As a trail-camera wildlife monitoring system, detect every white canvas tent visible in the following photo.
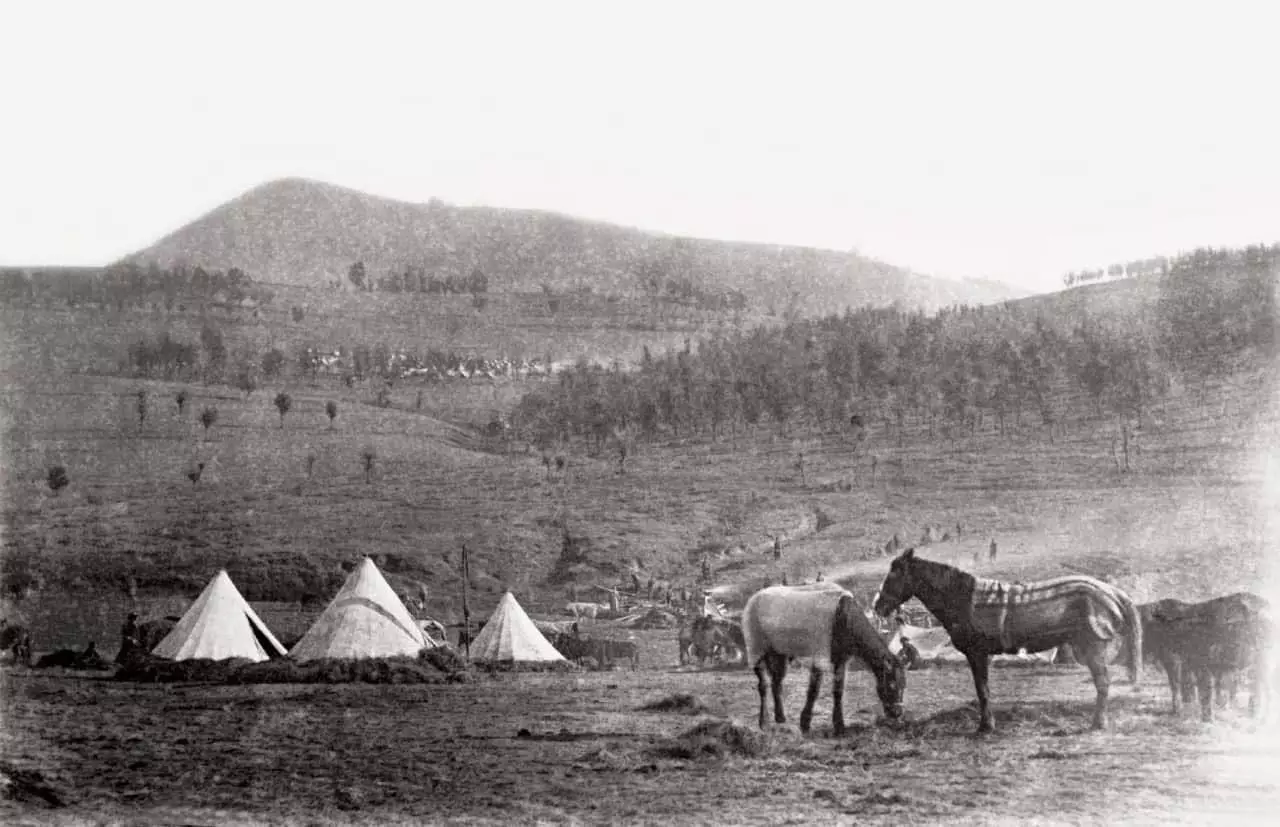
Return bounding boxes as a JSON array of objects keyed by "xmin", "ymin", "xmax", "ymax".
[
  {"xmin": 469, "ymin": 592, "xmax": 566, "ymax": 663},
  {"xmin": 152, "ymin": 570, "xmax": 287, "ymax": 662},
  {"xmin": 290, "ymin": 557, "xmax": 431, "ymax": 661},
  {"xmin": 887, "ymin": 623, "xmax": 1057, "ymax": 666}
]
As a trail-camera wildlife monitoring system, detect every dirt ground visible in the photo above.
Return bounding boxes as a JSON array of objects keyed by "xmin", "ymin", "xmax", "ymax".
[{"xmin": 3, "ymin": 628, "xmax": 1279, "ymax": 827}]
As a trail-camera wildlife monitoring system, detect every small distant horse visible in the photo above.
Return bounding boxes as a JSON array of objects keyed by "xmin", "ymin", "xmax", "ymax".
[
  {"xmin": 874, "ymin": 548, "xmax": 1141, "ymax": 733},
  {"xmin": 565, "ymin": 602, "xmax": 606, "ymax": 621},
  {"xmin": 1, "ymin": 619, "xmax": 33, "ymax": 666},
  {"xmin": 743, "ymin": 582, "xmax": 906, "ymax": 736},
  {"xmin": 1142, "ymin": 592, "xmax": 1272, "ymax": 721}
]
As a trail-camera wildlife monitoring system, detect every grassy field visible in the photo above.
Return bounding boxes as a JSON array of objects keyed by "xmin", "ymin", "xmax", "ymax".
[
  {"xmin": 4, "ymin": 637, "xmax": 1280, "ymax": 825},
  {"xmin": 2, "ymin": 306, "xmax": 1278, "ymax": 639},
  {"xmin": 2, "ymin": 280, "xmax": 1279, "ymax": 823}
]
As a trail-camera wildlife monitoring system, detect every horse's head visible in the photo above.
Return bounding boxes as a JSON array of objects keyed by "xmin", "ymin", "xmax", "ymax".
[
  {"xmin": 874, "ymin": 548, "xmax": 918, "ymax": 617},
  {"xmin": 875, "ymin": 651, "xmax": 907, "ymax": 720}
]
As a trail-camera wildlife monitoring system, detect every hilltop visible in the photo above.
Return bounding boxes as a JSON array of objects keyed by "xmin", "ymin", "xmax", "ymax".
[{"xmin": 122, "ymin": 178, "xmax": 1023, "ymax": 315}]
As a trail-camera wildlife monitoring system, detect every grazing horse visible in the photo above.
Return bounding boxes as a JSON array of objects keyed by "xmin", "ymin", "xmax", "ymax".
[
  {"xmin": 0, "ymin": 620, "xmax": 33, "ymax": 666},
  {"xmin": 874, "ymin": 548, "xmax": 1141, "ymax": 733},
  {"xmin": 743, "ymin": 582, "xmax": 906, "ymax": 736},
  {"xmin": 1142, "ymin": 592, "xmax": 1272, "ymax": 721}
]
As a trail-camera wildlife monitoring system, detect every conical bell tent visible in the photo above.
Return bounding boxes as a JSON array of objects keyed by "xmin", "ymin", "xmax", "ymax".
[
  {"xmin": 469, "ymin": 591, "xmax": 566, "ymax": 663},
  {"xmin": 152, "ymin": 570, "xmax": 288, "ymax": 662},
  {"xmin": 290, "ymin": 557, "xmax": 430, "ymax": 661}
]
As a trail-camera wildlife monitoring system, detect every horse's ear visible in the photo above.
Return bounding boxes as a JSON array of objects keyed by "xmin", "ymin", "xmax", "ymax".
[{"xmin": 902, "ymin": 547, "xmax": 915, "ymax": 559}]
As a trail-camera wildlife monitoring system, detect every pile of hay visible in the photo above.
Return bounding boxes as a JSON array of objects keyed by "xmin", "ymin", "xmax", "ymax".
[
  {"xmin": 649, "ymin": 719, "xmax": 776, "ymax": 760},
  {"xmin": 115, "ymin": 653, "xmax": 468, "ymax": 684},
  {"xmin": 638, "ymin": 693, "xmax": 714, "ymax": 715}
]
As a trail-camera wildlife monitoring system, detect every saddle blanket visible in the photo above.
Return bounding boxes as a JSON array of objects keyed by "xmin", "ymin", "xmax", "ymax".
[{"xmin": 970, "ymin": 575, "xmax": 1125, "ymax": 649}]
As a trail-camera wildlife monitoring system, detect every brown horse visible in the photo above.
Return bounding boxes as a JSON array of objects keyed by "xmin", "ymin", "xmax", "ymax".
[
  {"xmin": 1142, "ymin": 592, "xmax": 1272, "ymax": 721},
  {"xmin": 874, "ymin": 548, "xmax": 1141, "ymax": 733},
  {"xmin": 0, "ymin": 619, "xmax": 33, "ymax": 666},
  {"xmin": 743, "ymin": 583, "xmax": 906, "ymax": 736}
]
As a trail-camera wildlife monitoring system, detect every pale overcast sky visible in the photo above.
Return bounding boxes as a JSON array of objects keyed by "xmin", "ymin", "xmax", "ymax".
[{"xmin": 2, "ymin": 1, "xmax": 1277, "ymax": 292}]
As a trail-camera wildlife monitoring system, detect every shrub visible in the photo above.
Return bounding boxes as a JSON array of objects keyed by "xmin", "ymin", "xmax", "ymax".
[{"xmin": 46, "ymin": 465, "xmax": 69, "ymax": 495}]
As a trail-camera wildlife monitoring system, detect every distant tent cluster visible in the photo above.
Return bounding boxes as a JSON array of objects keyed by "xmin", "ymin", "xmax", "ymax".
[{"xmin": 148, "ymin": 557, "xmax": 564, "ymax": 666}]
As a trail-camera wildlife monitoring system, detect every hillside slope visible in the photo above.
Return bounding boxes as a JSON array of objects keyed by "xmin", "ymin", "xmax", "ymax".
[{"xmin": 124, "ymin": 178, "xmax": 1023, "ymax": 314}]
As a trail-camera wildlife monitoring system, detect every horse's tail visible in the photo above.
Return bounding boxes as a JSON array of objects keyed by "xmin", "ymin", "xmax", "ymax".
[
  {"xmin": 741, "ymin": 592, "xmax": 765, "ymax": 668},
  {"xmin": 1116, "ymin": 587, "xmax": 1142, "ymax": 686}
]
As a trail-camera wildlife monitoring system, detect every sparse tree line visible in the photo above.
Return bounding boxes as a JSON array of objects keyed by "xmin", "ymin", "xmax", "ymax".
[
  {"xmin": 512, "ymin": 245, "xmax": 1278, "ymax": 451},
  {"xmin": 0, "ymin": 261, "xmax": 274, "ymax": 310},
  {"xmin": 346, "ymin": 260, "xmax": 490, "ymax": 297}
]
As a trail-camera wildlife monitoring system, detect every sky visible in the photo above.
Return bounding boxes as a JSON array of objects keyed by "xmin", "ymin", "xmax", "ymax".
[{"xmin": 2, "ymin": 1, "xmax": 1278, "ymax": 293}]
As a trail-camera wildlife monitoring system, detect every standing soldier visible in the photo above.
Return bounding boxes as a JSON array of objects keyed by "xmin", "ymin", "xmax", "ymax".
[
  {"xmin": 119, "ymin": 612, "xmax": 140, "ymax": 661},
  {"xmin": 989, "ymin": 539, "xmax": 998, "ymax": 561},
  {"xmin": 773, "ymin": 536, "xmax": 782, "ymax": 562}
]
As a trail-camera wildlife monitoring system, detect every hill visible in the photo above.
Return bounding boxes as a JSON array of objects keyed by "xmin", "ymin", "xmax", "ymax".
[{"xmin": 123, "ymin": 178, "xmax": 1023, "ymax": 315}]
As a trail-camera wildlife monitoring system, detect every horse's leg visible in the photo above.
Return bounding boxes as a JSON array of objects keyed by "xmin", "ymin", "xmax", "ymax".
[
  {"xmin": 1080, "ymin": 643, "xmax": 1111, "ymax": 730},
  {"xmin": 1180, "ymin": 661, "xmax": 1197, "ymax": 708},
  {"xmin": 754, "ymin": 659, "xmax": 771, "ymax": 730},
  {"xmin": 1163, "ymin": 657, "xmax": 1182, "ymax": 715},
  {"xmin": 769, "ymin": 652, "xmax": 788, "ymax": 724},
  {"xmin": 1197, "ymin": 669, "xmax": 1214, "ymax": 723},
  {"xmin": 965, "ymin": 651, "xmax": 994, "ymax": 734},
  {"xmin": 1214, "ymin": 669, "xmax": 1232, "ymax": 709},
  {"xmin": 831, "ymin": 657, "xmax": 847, "ymax": 737},
  {"xmin": 799, "ymin": 665, "xmax": 823, "ymax": 734}
]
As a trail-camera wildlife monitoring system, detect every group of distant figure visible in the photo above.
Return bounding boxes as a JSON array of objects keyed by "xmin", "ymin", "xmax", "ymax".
[{"xmin": 879, "ymin": 522, "xmax": 999, "ymax": 566}]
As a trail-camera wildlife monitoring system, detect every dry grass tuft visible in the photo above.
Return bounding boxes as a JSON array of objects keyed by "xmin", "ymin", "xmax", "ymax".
[
  {"xmin": 649, "ymin": 718, "xmax": 778, "ymax": 760},
  {"xmin": 638, "ymin": 692, "xmax": 712, "ymax": 714}
]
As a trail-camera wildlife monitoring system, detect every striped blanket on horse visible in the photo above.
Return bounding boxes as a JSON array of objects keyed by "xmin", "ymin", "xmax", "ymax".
[{"xmin": 970, "ymin": 575, "xmax": 1128, "ymax": 651}]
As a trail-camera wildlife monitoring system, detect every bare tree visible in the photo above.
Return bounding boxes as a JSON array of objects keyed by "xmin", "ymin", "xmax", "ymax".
[
  {"xmin": 199, "ymin": 406, "xmax": 218, "ymax": 435},
  {"xmin": 274, "ymin": 392, "xmax": 292, "ymax": 428}
]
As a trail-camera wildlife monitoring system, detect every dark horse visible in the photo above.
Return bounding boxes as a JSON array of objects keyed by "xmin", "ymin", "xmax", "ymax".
[
  {"xmin": 874, "ymin": 549, "xmax": 1141, "ymax": 733},
  {"xmin": 1141, "ymin": 592, "xmax": 1271, "ymax": 721},
  {"xmin": 1, "ymin": 619, "xmax": 33, "ymax": 666},
  {"xmin": 743, "ymin": 582, "xmax": 906, "ymax": 736}
]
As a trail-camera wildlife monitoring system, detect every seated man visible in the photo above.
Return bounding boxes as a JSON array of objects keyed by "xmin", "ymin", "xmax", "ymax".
[{"xmin": 898, "ymin": 635, "xmax": 922, "ymax": 670}]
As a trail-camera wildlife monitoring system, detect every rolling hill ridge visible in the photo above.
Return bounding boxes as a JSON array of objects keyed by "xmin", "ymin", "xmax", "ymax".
[{"xmin": 124, "ymin": 178, "xmax": 1024, "ymax": 314}]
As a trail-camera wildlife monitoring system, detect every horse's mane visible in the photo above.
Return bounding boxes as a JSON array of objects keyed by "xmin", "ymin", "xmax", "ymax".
[{"xmin": 908, "ymin": 554, "xmax": 977, "ymax": 597}]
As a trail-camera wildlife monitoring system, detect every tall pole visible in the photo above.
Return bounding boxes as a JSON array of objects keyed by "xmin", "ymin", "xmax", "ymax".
[{"xmin": 461, "ymin": 542, "xmax": 471, "ymax": 661}]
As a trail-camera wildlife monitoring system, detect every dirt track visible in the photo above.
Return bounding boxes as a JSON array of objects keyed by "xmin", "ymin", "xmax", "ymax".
[{"xmin": 4, "ymin": 633, "xmax": 1280, "ymax": 826}]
